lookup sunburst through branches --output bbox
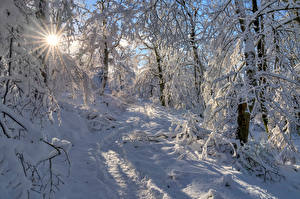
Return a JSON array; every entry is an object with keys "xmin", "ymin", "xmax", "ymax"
[{"xmin": 26, "ymin": 21, "xmax": 65, "ymax": 62}]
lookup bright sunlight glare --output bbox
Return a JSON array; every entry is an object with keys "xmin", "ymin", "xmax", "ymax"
[
  {"xmin": 25, "ymin": 21, "xmax": 66, "ymax": 63},
  {"xmin": 46, "ymin": 34, "xmax": 60, "ymax": 46}
]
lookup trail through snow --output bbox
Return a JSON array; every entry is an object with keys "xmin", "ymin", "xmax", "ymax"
[{"xmin": 52, "ymin": 96, "xmax": 300, "ymax": 199}]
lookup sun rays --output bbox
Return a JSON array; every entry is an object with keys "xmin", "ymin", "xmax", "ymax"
[{"xmin": 26, "ymin": 20, "xmax": 65, "ymax": 62}]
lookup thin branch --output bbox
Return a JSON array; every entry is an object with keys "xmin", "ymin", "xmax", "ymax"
[{"xmin": 0, "ymin": 120, "xmax": 10, "ymax": 138}]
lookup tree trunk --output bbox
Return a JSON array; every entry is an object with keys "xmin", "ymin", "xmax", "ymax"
[
  {"xmin": 191, "ymin": 34, "xmax": 205, "ymax": 115},
  {"xmin": 237, "ymin": 103, "xmax": 250, "ymax": 143},
  {"xmin": 36, "ymin": 0, "xmax": 48, "ymax": 84},
  {"xmin": 154, "ymin": 47, "xmax": 165, "ymax": 106},
  {"xmin": 190, "ymin": 22, "xmax": 202, "ymax": 100},
  {"xmin": 235, "ymin": 0, "xmax": 257, "ymax": 143},
  {"xmin": 100, "ymin": 40, "xmax": 109, "ymax": 95},
  {"xmin": 189, "ymin": 9, "xmax": 205, "ymax": 114},
  {"xmin": 252, "ymin": 0, "xmax": 269, "ymax": 133},
  {"xmin": 99, "ymin": 1, "xmax": 109, "ymax": 95}
]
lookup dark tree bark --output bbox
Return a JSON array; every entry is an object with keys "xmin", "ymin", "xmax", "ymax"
[
  {"xmin": 100, "ymin": 39, "xmax": 109, "ymax": 95},
  {"xmin": 99, "ymin": 1, "xmax": 110, "ymax": 95},
  {"xmin": 235, "ymin": 0, "xmax": 257, "ymax": 143},
  {"xmin": 237, "ymin": 103, "xmax": 250, "ymax": 143},
  {"xmin": 36, "ymin": 0, "xmax": 48, "ymax": 84},
  {"xmin": 252, "ymin": 0, "xmax": 269, "ymax": 133},
  {"xmin": 154, "ymin": 47, "xmax": 166, "ymax": 106}
]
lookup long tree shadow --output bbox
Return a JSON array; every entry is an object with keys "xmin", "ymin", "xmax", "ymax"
[
  {"xmin": 106, "ymin": 105, "xmax": 194, "ymax": 198},
  {"xmin": 85, "ymin": 103, "xmax": 193, "ymax": 198},
  {"xmin": 109, "ymin": 103, "xmax": 270, "ymax": 199}
]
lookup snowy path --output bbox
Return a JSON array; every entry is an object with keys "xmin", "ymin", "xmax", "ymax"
[{"xmin": 54, "ymin": 97, "xmax": 300, "ymax": 199}]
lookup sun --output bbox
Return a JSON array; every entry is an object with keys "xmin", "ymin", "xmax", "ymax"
[
  {"xmin": 25, "ymin": 21, "xmax": 65, "ymax": 62},
  {"xmin": 46, "ymin": 34, "xmax": 60, "ymax": 46}
]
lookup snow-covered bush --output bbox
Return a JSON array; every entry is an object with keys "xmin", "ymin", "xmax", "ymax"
[
  {"xmin": 171, "ymin": 112, "xmax": 297, "ymax": 182},
  {"xmin": 236, "ymin": 140, "xmax": 284, "ymax": 182}
]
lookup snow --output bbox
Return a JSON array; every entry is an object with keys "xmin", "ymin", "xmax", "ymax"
[{"xmin": 40, "ymin": 94, "xmax": 300, "ymax": 199}]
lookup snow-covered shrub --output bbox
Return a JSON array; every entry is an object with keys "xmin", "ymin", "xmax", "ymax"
[
  {"xmin": 193, "ymin": 129, "xmax": 287, "ymax": 182},
  {"xmin": 172, "ymin": 112, "xmax": 296, "ymax": 182},
  {"xmin": 269, "ymin": 125, "xmax": 298, "ymax": 165},
  {"xmin": 236, "ymin": 140, "xmax": 284, "ymax": 182},
  {"xmin": 0, "ymin": 104, "xmax": 71, "ymax": 198},
  {"xmin": 174, "ymin": 112, "xmax": 207, "ymax": 145}
]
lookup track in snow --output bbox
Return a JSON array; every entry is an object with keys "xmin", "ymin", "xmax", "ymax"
[{"xmin": 55, "ymin": 98, "xmax": 300, "ymax": 199}]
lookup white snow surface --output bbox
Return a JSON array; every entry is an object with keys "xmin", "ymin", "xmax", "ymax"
[{"xmin": 45, "ymin": 94, "xmax": 300, "ymax": 199}]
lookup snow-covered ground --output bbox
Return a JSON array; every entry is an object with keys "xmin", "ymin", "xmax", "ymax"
[{"xmin": 47, "ymin": 95, "xmax": 300, "ymax": 199}]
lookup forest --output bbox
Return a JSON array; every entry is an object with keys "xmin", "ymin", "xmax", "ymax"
[{"xmin": 0, "ymin": 0, "xmax": 299, "ymax": 198}]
